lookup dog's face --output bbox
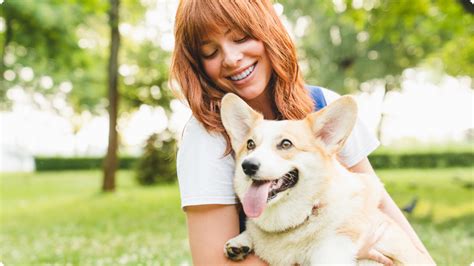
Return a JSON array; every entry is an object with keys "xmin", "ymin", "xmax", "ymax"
[{"xmin": 221, "ymin": 93, "xmax": 357, "ymax": 232}]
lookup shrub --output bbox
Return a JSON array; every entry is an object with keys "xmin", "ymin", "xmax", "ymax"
[
  {"xmin": 135, "ymin": 132, "xmax": 177, "ymax": 185},
  {"xmin": 369, "ymin": 152, "xmax": 474, "ymax": 169},
  {"xmin": 35, "ymin": 157, "xmax": 137, "ymax": 171}
]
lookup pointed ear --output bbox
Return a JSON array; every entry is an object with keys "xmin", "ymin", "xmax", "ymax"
[
  {"xmin": 306, "ymin": 96, "xmax": 358, "ymax": 154},
  {"xmin": 221, "ymin": 93, "xmax": 262, "ymax": 151}
]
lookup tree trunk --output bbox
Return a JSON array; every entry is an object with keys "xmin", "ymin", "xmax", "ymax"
[
  {"xmin": 103, "ymin": 0, "xmax": 120, "ymax": 192},
  {"xmin": 1, "ymin": 14, "xmax": 12, "ymax": 87}
]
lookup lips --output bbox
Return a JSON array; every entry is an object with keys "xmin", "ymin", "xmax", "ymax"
[{"xmin": 227, "ymin": 63, "xmax": 256, "ymax": 82}]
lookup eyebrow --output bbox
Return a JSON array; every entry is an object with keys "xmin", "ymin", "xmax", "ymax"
[{"xmin": 201, "ymin": 28, "xmax": 233, "ymax": 45}]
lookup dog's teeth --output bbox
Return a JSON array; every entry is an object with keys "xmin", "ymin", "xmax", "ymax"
[{"xmin": 266, "ymin": 170, "xmax": 299, "ymax": 202}]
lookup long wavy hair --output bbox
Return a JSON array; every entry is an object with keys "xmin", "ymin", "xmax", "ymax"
[{"xmin": 170, "ymin": 0, "xmax": 314, "ymax": 154}]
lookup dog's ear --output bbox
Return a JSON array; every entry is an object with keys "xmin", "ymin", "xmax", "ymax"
[
  {"xmin": 221, "ymin": 93, "xmax": 263, "ymax": 152},
  {"xmin": 306, "ymin": 96, "xmax": 358, "ymax": 154}
]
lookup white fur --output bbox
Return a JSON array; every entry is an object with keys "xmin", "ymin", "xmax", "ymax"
[{"xmin": 220, "ymin": 93, "xmax": 433, "ymax": 266}]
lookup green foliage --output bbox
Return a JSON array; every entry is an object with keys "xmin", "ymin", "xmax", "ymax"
[
  {"xmin": 135, "ymin": 132, "xmax": 177, "ymax": 185},
  {"xmin": 1, "ymin": 0, "xmax": 173, "ymax": 115},
  {"xmin": 119, "ymin": 41, "xmax": 174, "ymax": 113},
  {"xmin": 1, "ymin": 168, "xmax": 473, "ymax": 264},
  {"xmin": 279, "ymin": 0, "xmax": 474, "ymax": 93},
  {"xmin": 0, "ymin": 0, "xmax": 108, "ymax": 111},
  {"xmin": 369, "ymin": 152, "xmax": 474, "ymax": 169},
  {"xmin": 34, "ymin": 156, "xmax": 137, "ymax": 171}
]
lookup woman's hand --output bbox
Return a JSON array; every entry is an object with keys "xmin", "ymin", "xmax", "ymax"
[{"xmin": 355, "ymin": 221, "xmax": 393, "ymax": 266}]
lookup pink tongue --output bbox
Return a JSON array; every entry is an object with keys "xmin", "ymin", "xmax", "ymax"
[{"xmin": 242, "ymin": 181, "xmax": 272, "ymax": 218}]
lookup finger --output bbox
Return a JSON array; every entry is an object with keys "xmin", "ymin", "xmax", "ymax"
[
  {"xmin": 368, "ymin": 249, "xmax": 393, "ymax": 266},
  {"xmin": 372, "ymin": 221, "xmax": 389, "ymax": 244},
  {"xmin": 362, "ymin": 221, "xmax": 389, "ymax": 249}
]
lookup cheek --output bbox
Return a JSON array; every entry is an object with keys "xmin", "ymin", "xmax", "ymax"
[
  {"xmin": 249, "ymin": 40, "xmax": 265, "ymax": 53},
  {"xmin": 251, "ymin": 42, "xmax": 272, "ymax": 76},
  {"xmin": 202, "ymin": 59, "xmax": 220, "ymax": 80}
]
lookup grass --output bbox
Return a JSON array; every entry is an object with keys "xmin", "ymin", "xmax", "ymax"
[
  {"xmin": 379, "ymin": 168, "xmax": 474, "ymax": 264},
  {"xmin": 0, "ymin": 171, "xmax": 189, "ymax": 265},
  {"xmin": 0, "ymin": 168, "xmax": 473, "ymax": 265}
]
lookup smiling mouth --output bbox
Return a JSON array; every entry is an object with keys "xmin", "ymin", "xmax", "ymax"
[
  {"xmin": 228, "ymin": 63, "xmax": 257, "ymax": 81},
  {"xmin": 253, "ymin": 169, "xmax": 299, "ymax": 202}
]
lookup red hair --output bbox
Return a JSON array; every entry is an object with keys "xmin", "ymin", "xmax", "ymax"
[{"xmin": 170, "ymin": 0, "xmax": 314, "ymax": 153}]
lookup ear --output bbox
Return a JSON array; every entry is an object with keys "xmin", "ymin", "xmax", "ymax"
[
  {"xmin": 221, "ymin": 93, "xmax": 263, "ymax": 152},
  {"xmin": 306, "ymin": 96, "xmax": 358, "ymax": 154}
]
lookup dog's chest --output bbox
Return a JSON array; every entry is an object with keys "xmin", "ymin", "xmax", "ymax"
[{"xmin": 247, "ymin": 219, "xmax": 334, "ymax": 265}]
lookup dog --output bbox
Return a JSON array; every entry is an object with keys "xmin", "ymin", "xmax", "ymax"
[{"xmin": 220, "ymin": 93, "xmax": 433, "ymax": 265}]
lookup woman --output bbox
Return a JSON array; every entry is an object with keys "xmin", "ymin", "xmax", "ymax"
[{"xmin": 170, "ymin": 0, "xmax": 434, "ymax": 265}]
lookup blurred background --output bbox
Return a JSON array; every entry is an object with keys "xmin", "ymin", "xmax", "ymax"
[{"xmin": 0, "ymin": 0, "xmax": 473, "ymax": 265}]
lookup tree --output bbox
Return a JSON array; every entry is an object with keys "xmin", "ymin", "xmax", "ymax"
[
  {"xmin": 102, "ymin": 0, "xmax": 120, "ymax": 192},
  {"xmin": 1, "ymin": 0, "xmax": 176, "ymax": 192},
  {"xmin": 279, "ymin": 0, "xmax": 473, "ymax": 139},
  {"xmin": 0, "ymin": 0, "xmax": 107, "ymax": 111}
]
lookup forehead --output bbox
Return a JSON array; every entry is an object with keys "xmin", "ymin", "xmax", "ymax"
[
  {"xmin": 201, "ymin": 27, "xmax": 233, "ymax": 44},
  {"xmin": 253, "ymin": 120, "xmax": 310, "ymax": 142}
]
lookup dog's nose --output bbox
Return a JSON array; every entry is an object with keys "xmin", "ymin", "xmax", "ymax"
[{"xmin": 242, "ymin": 159, "xmax": 260, "ymax": 176}]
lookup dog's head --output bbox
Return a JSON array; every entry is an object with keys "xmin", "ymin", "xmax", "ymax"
[{"xmin": 221, "ymin": 93, "xmax": 357, "ymax": 232}]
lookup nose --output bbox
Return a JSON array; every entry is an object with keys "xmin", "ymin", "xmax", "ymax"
[
  {"xmin": 222, "ymin": 45, "xmax": 243, "ymax": 68},
  {"xmin": 241, "ymin": 159, "xmax": 260, "ymax": 176}
]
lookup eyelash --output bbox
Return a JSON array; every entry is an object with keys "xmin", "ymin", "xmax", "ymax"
[
  {"xmin": 235, "ymin": 35, "xmax": 250, "ymax": 43},
  {"xmin": 202, "ymin": 50, "xmax": 217, "ymax": 59},
  {"xmin": 201, "ymin": 35, "xmax": 250, "ymax": 59}
]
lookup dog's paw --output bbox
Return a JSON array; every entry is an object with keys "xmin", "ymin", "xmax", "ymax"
[{"xmin": 224, "ymin": 241, "xmax": 252, "ymax": 261}]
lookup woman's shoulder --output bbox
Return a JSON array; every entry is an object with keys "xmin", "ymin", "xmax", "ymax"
[
  {"xmin": 178, "ymin": 115, "xmax": 230, "ymax": 166},
  {"xmin": 181, "ymin": 116, "xmax": 227, "ymax": 147}
]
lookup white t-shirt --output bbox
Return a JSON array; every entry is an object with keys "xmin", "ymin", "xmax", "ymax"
[{"xmin": 176, "ymin": 88, "xmax": 380, "ymax": 209}]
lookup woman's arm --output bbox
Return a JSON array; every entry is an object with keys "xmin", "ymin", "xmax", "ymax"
[
  {"xmin": 185, "ymin": 204, "xmax": 268, "ymax": 266},
  {"xmin": 349, "ymin": 157, "xmax": 435, "ymax": 264}
]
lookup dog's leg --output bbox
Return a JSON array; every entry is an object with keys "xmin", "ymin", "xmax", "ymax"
[
  {"xmin": 310, "ymin": 236, "xmax": 358, "ymax": 265},
  {"xmin": 224, "ymin": 230, "xmax": 254, "ymax": 261}
]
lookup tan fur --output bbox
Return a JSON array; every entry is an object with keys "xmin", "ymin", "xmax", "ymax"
[{"xmin": 220, "ymin": 93, "xmax": 433, "ymax": 266}]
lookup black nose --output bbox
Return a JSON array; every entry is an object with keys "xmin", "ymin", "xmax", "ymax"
[{"xmin": 242, "ymin": 159, "xmax": 260, "ymax": 176}]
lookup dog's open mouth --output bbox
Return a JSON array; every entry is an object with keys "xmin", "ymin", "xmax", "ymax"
[
  {"xmin": 267, "ymin": 169, "xmax": 299, "ymax": 201},
  {"xmin": 243, "ymin": 169, "xmax": 299, "ymax": 218}
]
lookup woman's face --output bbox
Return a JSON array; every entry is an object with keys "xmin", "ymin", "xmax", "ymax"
[{"xmin": 199, "ymin": 28, "xmax": 272, "ymax": 102}]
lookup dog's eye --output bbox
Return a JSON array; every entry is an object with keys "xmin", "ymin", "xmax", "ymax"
[
  {"xmin": 279, "ymin": 139, "xmax": 293, "ymax": 150},
  {"xmin": 247, "ymin": 139, "xmax": 256, "ymax": 150}
]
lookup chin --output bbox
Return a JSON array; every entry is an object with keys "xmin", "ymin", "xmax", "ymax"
[{"xmin": 237, "ymin": 85, "xmax": 267, "ymax": 101}]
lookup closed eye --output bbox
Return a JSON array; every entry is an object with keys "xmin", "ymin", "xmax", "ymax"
[
  {"xmin": 201, "ymin": 49, "xmax": 218, "ymax": 59},
  {"xmin": 234, "ymin": 35, "xmax": 250, "ymax": 43}
]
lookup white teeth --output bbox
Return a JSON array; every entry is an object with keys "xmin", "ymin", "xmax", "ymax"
[{"xmin": 230, "ymin": 64, "xmax": 255, "ymax": 81}]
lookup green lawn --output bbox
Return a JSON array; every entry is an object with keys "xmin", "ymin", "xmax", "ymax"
[{"xmin": 1, "ymin": 168, "xmax": 473, "ymax": 265}]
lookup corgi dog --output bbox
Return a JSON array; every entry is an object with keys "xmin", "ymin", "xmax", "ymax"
[{"xmin": 220, "ymin": 93, "xmax": 432, "ymax": 265}]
